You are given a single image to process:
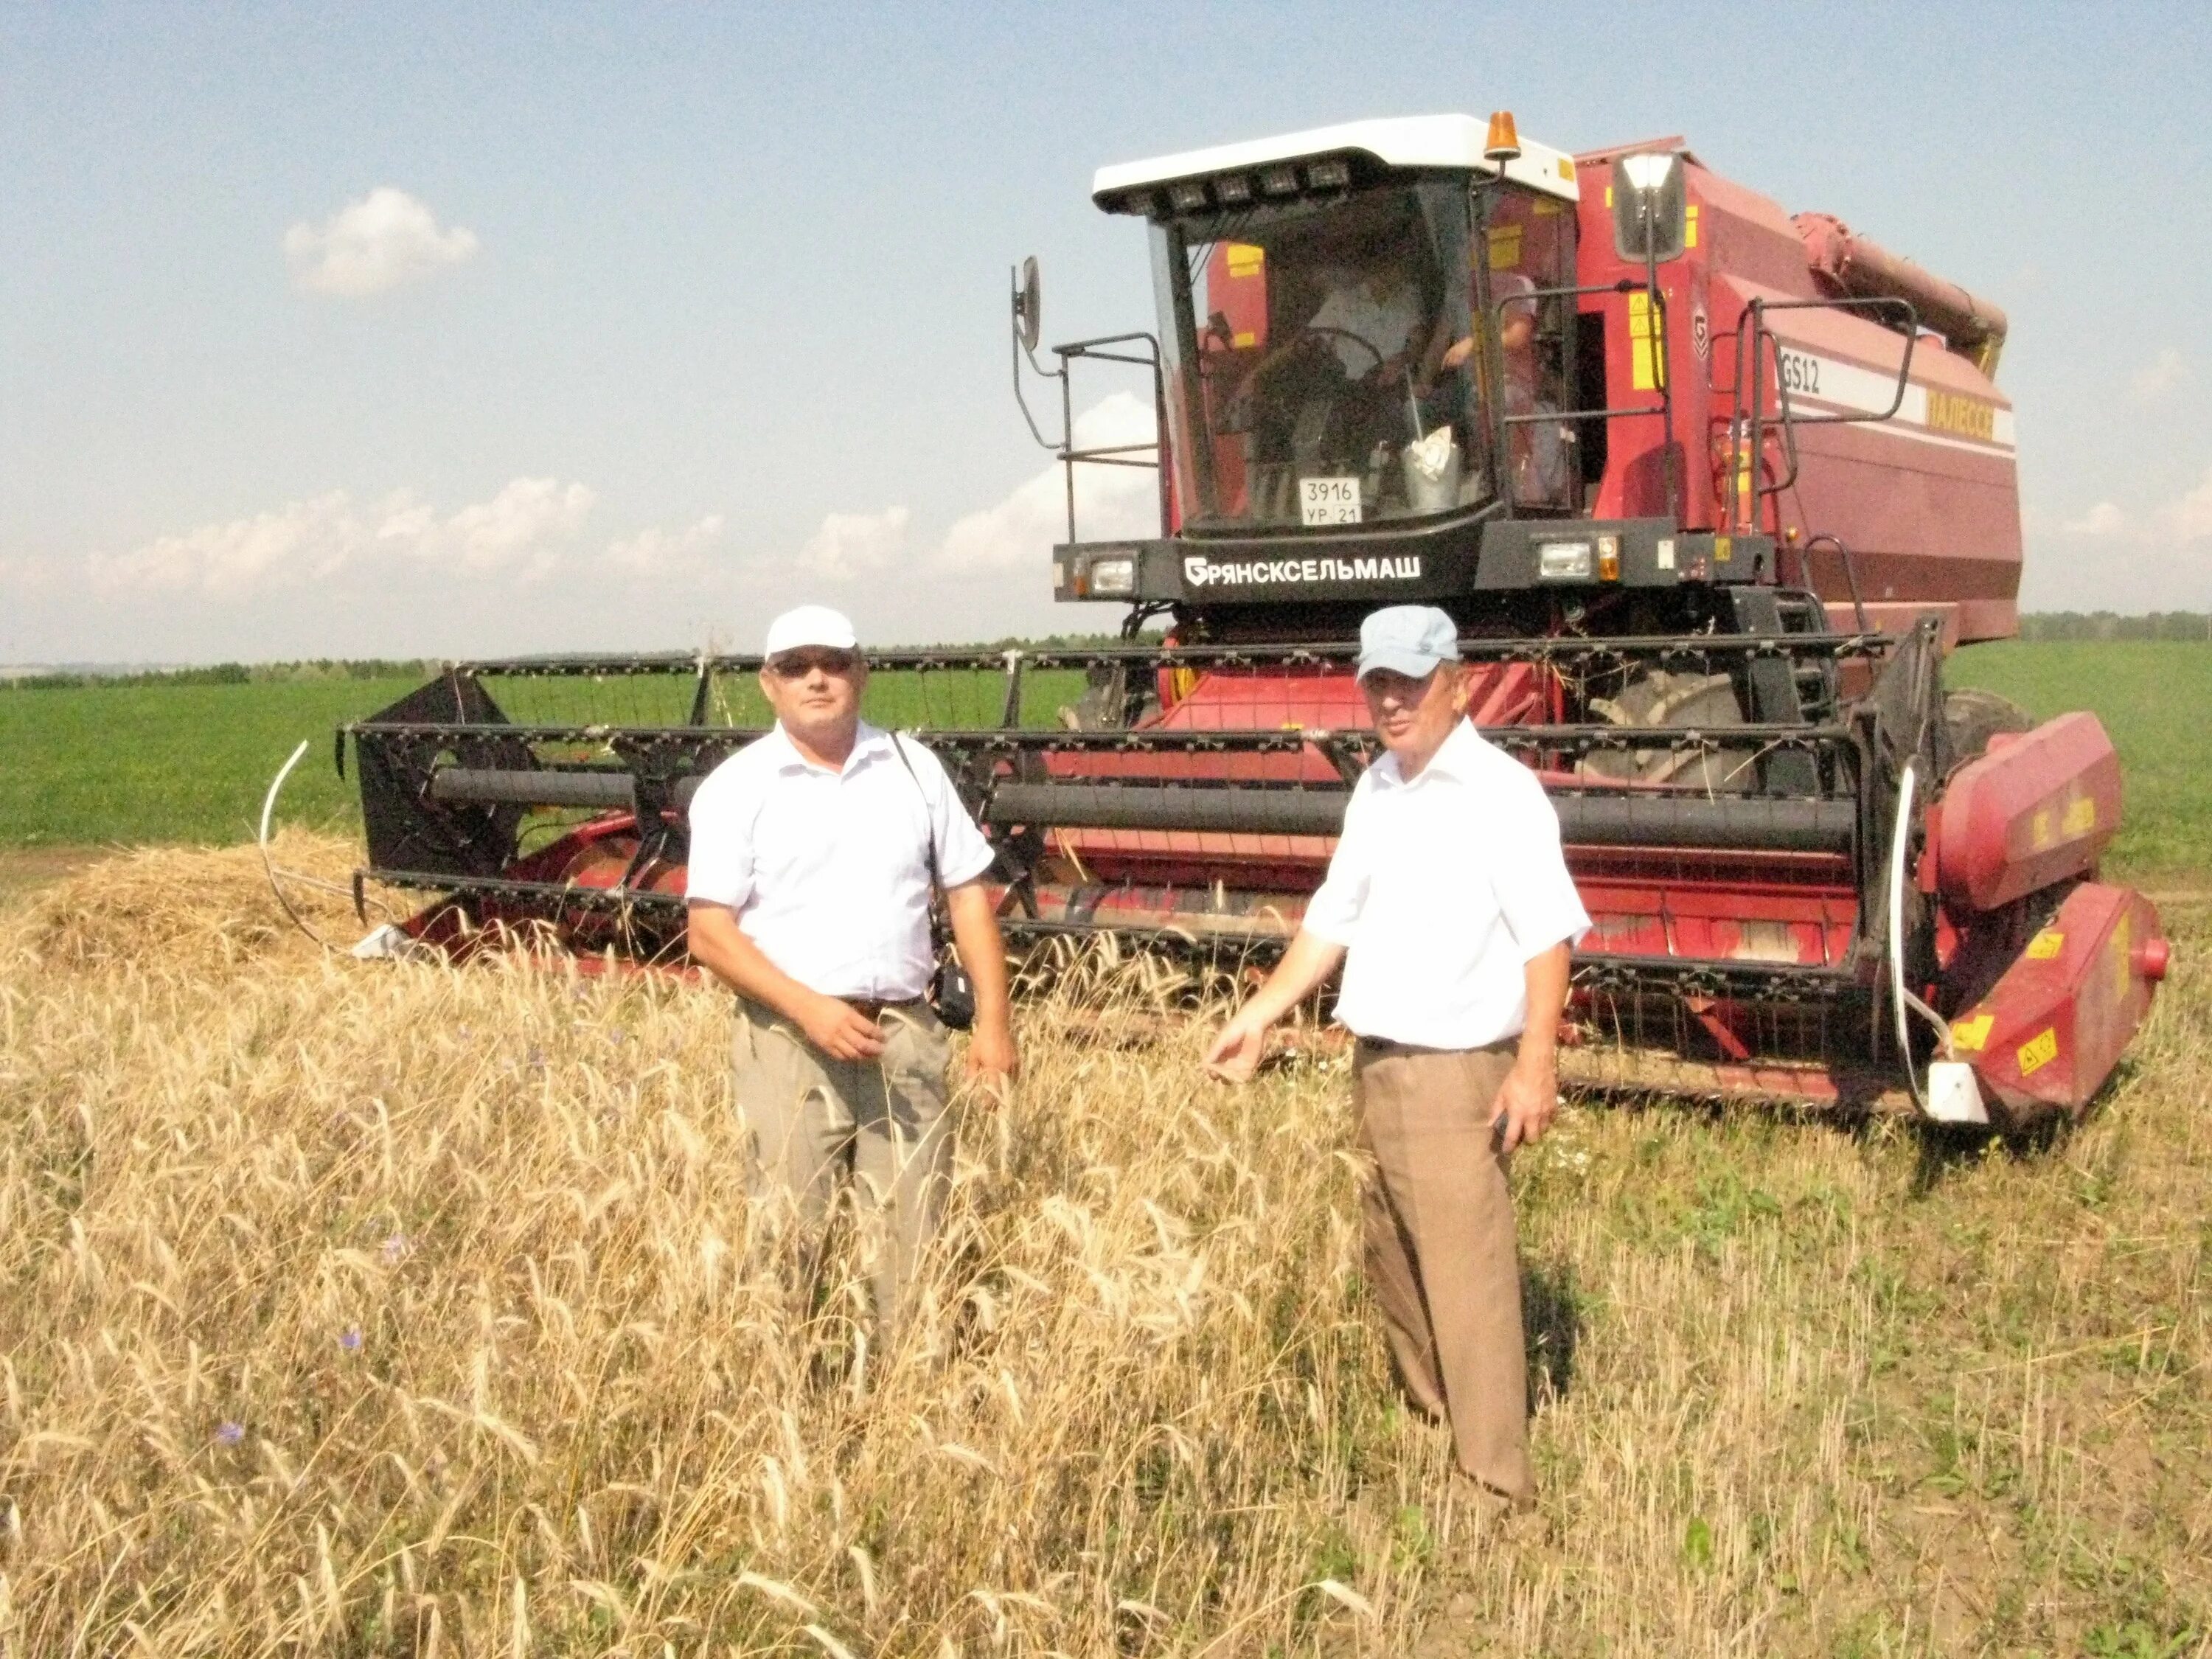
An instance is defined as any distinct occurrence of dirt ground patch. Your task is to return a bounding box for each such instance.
[0,844,104,911]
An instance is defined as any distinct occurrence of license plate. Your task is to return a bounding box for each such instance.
[1298,476,1363,526]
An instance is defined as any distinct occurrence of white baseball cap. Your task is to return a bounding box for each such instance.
[763,604,859,657]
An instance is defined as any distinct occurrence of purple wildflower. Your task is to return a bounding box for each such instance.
[380,1233,411,1265]
[340,1326,363,1352]
[215,1421,245,1447]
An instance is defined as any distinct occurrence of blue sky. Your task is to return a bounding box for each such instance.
[3,1,2206,662]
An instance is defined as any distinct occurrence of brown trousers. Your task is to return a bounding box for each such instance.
[731,998,957,1340]
[1352,1039,1533,1502]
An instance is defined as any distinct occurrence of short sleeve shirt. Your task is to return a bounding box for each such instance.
[685,722,995,1001]
[1302,719,1588,1048]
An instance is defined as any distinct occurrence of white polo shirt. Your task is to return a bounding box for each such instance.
[684,722,995,1001]
[1302,719,1589,1049]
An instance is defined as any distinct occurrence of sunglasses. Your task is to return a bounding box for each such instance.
[766,649,862,679]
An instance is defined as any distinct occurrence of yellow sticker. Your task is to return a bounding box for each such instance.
[1926,389,1997,442]
[1604,184,1613,207]
[2112,914,2132,1001]
[2031,809,2053,850]
[2017,1027,2059,1077]
[1685,203,1700,248]
[1488,224,1524,268]
[2062,796,2097,837]
[2025,928,2065,961]
[1231,330,1256,348]
[1559,158,1576,180]
[1627,290,1666,390]
[1224,243,1264,279]
[1951,1014,1994,1052]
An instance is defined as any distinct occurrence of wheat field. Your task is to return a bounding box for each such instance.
[1,838,2207,1655]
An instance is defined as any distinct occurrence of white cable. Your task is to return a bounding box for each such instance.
[1887,759,1924,1109]
[1884,759,1958,1109]
[257,740,333,950]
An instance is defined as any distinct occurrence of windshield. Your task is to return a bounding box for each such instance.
[1150,181,1478,532]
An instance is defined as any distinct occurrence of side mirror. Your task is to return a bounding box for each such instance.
[1012,255,1043,355]
[1612,152,1688,264]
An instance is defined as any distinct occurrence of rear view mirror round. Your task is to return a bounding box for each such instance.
[1014,255,1043,354]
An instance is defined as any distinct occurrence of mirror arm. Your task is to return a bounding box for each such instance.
[1009,262,1068,454]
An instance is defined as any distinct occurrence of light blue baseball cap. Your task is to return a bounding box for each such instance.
[1356,605,1461,681]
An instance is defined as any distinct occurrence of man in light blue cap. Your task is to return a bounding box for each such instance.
[1206,603,1588,1511]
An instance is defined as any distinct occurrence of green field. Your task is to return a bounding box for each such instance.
[1946,641,2211,880]
[0,676,425,847]
[1,644,2204,877]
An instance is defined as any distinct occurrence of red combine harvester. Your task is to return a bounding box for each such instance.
[342,114,2167,1128]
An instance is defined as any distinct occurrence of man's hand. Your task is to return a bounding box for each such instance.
[965,1015,1018,1089]
[1203,1009,1270,1084]
[1489,1053,1558,1153]
[796,992,888,1062]
[1493,939,1572,1152]
[1203,931,1347,1086]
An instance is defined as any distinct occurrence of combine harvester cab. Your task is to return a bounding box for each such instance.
[342,112,2168,1130]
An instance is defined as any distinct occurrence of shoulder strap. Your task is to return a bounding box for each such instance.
[888,732,945,901]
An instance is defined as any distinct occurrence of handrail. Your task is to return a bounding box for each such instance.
[1725,295,1919,532]
[1013,322,1169,545]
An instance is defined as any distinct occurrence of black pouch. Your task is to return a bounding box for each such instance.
[891,734,975,1032]
[931,951,977,1032]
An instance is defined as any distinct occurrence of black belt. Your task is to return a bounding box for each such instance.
[740,994,925,1025]
[845,996,926,1020]
[1354,1033,1517,1057]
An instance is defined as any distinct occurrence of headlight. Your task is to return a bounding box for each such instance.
[1538,540,1593,581]
[1087,555,1136,596]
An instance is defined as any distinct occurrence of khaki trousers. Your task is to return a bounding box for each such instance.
[731,998,957,1339]
[1352,1039,1534,1503]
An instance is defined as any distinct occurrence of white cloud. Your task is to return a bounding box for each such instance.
[2132,348,2187,403]
[88,490,369,594]
[386,477,596,576]
[797,505,911,580]
[2055,467,2212,549]
[605,514,727,577]
[2164,465,2212,543]
[777,395,1159,595]
[284,187,479,298]
[82,478,595,595]
[939,392,1160,572]
[2062,501,2129,538]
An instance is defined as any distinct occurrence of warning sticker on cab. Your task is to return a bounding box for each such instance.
[2025,929,2065,961]
[2017,1027,2059,1077]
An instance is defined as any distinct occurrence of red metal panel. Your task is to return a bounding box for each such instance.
[1949,883,2168,1120]
[1935,713,2121,914]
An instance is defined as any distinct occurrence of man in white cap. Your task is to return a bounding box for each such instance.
[686,604,1016,1343]
[1204,603,1587,1509]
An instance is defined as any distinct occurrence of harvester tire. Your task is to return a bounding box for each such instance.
[1943,687,2034,769]
[1578,670,1753,792]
